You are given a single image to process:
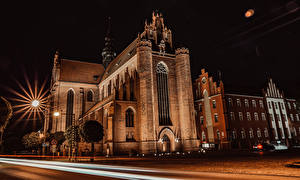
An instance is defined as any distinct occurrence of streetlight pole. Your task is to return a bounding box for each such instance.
[54,111,76,161]
[30,99,48,156]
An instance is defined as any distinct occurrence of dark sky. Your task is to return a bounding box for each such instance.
[1,0,300,101]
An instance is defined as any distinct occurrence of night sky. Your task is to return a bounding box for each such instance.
[1,0,300,101]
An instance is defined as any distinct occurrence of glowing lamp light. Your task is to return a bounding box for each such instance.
[245,9,255,18]
[54,111,60,117]
[31,100,40,108]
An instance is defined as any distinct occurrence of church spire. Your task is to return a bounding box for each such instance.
[101,17,116,69]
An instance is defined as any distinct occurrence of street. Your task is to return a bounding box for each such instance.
[0,155,299,180]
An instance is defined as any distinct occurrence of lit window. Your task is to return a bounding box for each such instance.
[200,116,204,125]
[239,112,243,121]
[202,131,206,141]
[293,103,297,109]
[276,114,280,121]
[241,130,246,139]
[281,103,284,110]
[296,114,300,121]
[247,112,251,121]
[293,127,297,136]
[259,100,264,108]
[237,99,241,107]
[264,128,269,137]
[288,102,291,110]
[290,114,294,121]
[232,131,236,139]
[244,99,249,108]
[252,100,256,108]
[230,112,235,121]
[261,113,266,121]
[257,129,261,138]
[249,129,254,139]
[216,130,221,140]
[270,114,274,121]
[228,98,233,106]
[254,112,259,121]
[212,100,216,108]
[214,114,218,123]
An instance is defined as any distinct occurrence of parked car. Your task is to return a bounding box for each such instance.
[252,143,275,152]
[270,141,288,151]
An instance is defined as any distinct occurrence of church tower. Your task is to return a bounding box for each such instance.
[101,17,116,68]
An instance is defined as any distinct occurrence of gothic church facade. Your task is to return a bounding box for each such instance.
[44,12,199,155]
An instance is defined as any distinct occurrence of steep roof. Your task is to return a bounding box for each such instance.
[59,59,104,84]
[101,38,137,81]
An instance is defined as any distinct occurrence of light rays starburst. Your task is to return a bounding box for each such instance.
[7,71,49,129]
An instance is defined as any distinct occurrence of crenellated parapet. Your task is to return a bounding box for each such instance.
[137,39,152,49]
[175,47,189,55]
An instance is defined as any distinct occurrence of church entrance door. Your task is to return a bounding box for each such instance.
[162,134,171,153]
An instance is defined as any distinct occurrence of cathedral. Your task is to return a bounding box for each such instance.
[44,12,199,155]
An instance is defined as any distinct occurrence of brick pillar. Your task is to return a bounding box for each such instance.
[175,47,199,151]
[107,105,114,155]
[136,39,157,154]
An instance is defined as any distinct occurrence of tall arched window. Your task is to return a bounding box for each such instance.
[156,62,171,126]
[66,90,74,129]
[125,108,134,127]
[87,90,93,102]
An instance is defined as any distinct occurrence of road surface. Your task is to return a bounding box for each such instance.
[0,158,297,180]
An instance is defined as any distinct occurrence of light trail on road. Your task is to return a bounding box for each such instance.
[0,158,177,180]
[0,158,162,173]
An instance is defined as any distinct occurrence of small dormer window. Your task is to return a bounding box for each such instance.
[93,75,99,81]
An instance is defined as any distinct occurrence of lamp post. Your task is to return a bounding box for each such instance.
[53,110,76,161]
[30,99,47,155]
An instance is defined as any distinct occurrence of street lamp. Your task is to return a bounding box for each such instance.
[31,99,40,108]
[53,111,60,117]
[53,110,76,161]
[29,99,47,156]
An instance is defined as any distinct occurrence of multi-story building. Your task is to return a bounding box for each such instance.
[194,69,300,149]
[45,12,199,155]
[194,69,229,150]
[263,79,292,145]
[225,94,270,149]
[286,98,300,144]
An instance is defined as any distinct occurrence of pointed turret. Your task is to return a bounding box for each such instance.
[101,17,116,68]
[141,11,173,54]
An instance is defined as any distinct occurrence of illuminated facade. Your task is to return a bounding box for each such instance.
[194,70,300,149]
[45,12,199,155]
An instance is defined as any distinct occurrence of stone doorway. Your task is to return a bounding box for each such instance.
[162,134,171,153]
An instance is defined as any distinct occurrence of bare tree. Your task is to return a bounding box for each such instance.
[0,96,13,153]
